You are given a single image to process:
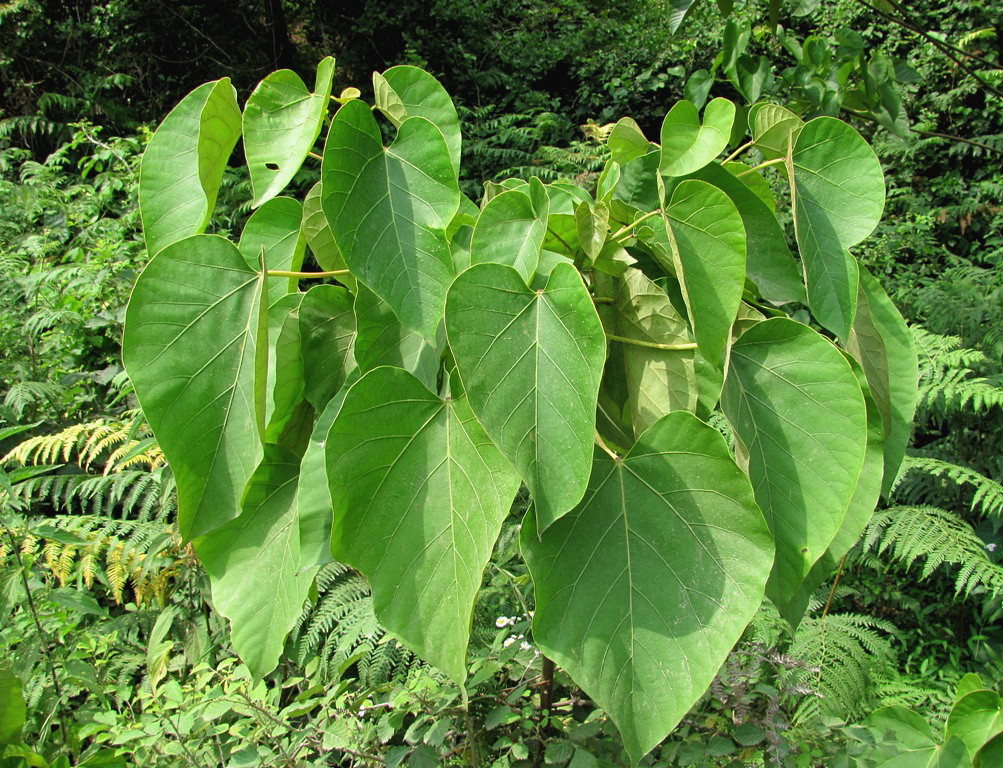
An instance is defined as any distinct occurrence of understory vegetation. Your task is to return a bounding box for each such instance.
[1,1,1002,766]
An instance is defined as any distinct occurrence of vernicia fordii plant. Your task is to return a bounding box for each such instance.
[121,56,918,764]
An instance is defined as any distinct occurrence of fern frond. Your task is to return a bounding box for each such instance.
[894,455,1003,517]
[862,505,1003,598]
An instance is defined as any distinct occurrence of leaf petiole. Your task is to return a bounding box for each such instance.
[735,158,785,177]
[722,140,754,165]
[594,430,620,461]
[606,333,697,351]
[266,269,349,278]
[611,209,662,242]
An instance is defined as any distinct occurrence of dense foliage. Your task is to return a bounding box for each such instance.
[1,1,1001,767]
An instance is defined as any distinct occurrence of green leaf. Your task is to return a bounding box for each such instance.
[846,267,918,497]
[522,411,773,765]
[668,0,699,34]
[608,118,652,165]
[299,284,356,412]
[683,70,714,110]
[301,181,348,273]
[470,184,549,283]
[659,179,746,368]
[0,663,25,746]
[948,692,1003,760]
[322,100,459,341]
[353,285,440,392]
[722,318,867,610]
[956,675,987,702]
[748,103,803,160]
[238,196,306,305]
[783,361,884,625]
[264,294,307,444]
[327,367,520,683]
[195,445,311,678]
[611,150,661,219]
[686,163,804,305]
[659,98,736,177]
[374,65,462,177]
[723,161,776,212]
[863,706,973,767]
[445,262,606,531]
[139,79,241,257]
[123,235,266,540]
[576,201,609,262]
[791,117,885,340]
[614,268,697,434]
[977,732,1003,768]
[243,57,335,207]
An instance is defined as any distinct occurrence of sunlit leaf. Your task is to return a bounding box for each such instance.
[299,284,356,412]
[470,182,549,283]
[327,367,520,683]
[238,196,306,305]
[446,262,605,530]
[748,102,803,160]
[523,411,773,765]
[659,98,736,177]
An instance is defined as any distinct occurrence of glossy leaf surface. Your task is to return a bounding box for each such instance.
[523,412,773,764]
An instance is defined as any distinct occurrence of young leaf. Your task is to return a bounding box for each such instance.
[301,182,347,272]
[139,79,241,257]
[195,445,311,678]
[748,102,803,160]
[608,117,652,165]
[791,117,885,340]
[446,262,605,530]
[243,56,335,207]
[846,267,918,497]
[722,318,867,611]
[123,235,266,540]
[374,65,462,176]
[322,100,459,342]
[326,367,520,684]
[659,179,746,368]
[238,196,306,305]
[614,268,698,433]
[470,184,549,283]
[522,411,773,765]
[659,98,736,177]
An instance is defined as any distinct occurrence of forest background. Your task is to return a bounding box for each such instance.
[0,0,1002,766]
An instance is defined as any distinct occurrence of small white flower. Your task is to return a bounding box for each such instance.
[519,641,532,651]
[495,616,508,628]
[503,635,516,647]
[987,542,998,552]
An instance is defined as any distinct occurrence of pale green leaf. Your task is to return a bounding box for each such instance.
[947,692,1003,760]
[659,179,746,368]
[614,268,697,434]
[522,411,773,765]
[139,79,241,257]
[327,367,520,683]
[445,262,605,530]
[608,118,652,165]
[243,57,335,207]
[322,101,459,341]
[576,201,609,262]
[863,707,973,767]
[748,102,803,160]
[791,117,885,339]
[470,185,549,283]
[659,98,736,178]
[195,445,311,678]
[0,663,25,746]
[123,235,266,540]
[374,65,462,176]
[722,318,867,610]
[264,293,305,443]
[238,196,306,305]
[723,161,776,212]
[301,181,348,274]
[846,267,918,497]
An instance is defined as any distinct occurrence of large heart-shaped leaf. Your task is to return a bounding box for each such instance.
[445,262,606,530]
[470,182,549,283]
[847,267,918,497]
[243,57,335,207]
[374,65,462,176]
[195,445,311,678]
[123,235,266,541]
[522,411,773,765]
[659,179,746,368]
[863,707,973,767]
[791,117,885,340]
[238,196,306,306]
[139,79,241,257]
[614,268,697,434]
[326,367,520,683]
[322,100,459,341]
[608,117,652,165]
[686,163,804,305]
[722,318,867,610]
[659,98,736,178]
